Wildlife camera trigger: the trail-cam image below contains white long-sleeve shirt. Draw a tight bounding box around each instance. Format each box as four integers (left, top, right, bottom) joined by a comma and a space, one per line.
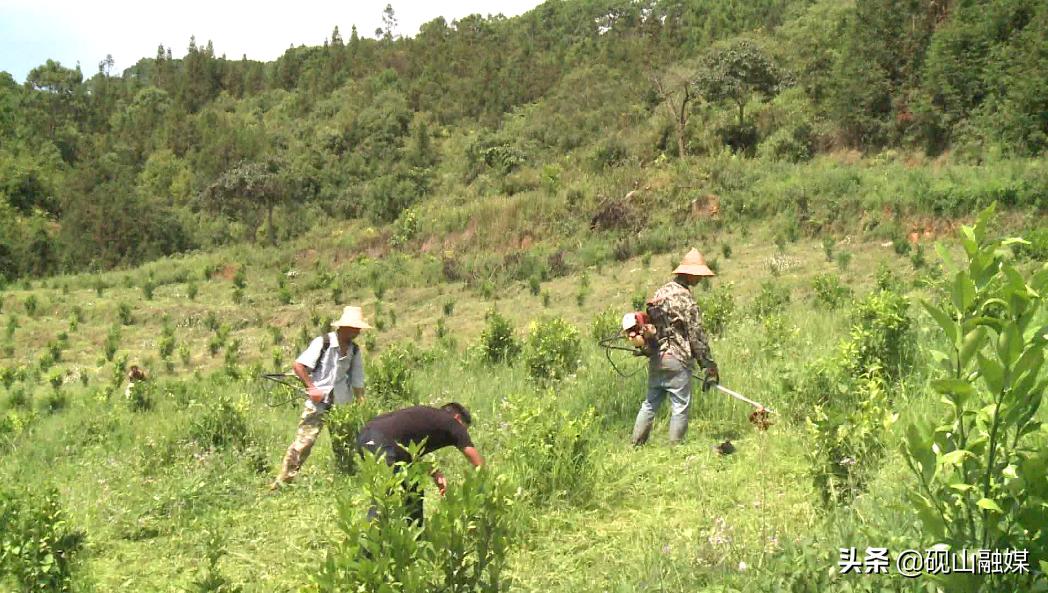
295, 333, 365, 406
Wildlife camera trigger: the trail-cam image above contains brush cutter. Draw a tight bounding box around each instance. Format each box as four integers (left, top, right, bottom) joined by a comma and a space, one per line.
259, 372, 309, 407
599, 331, 775, 428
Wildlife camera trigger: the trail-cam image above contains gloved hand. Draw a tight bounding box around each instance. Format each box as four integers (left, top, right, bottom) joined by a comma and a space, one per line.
702, 364, 719, 393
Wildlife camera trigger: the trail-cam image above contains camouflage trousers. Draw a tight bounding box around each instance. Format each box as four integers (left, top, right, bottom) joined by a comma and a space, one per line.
274, 403, 328, 485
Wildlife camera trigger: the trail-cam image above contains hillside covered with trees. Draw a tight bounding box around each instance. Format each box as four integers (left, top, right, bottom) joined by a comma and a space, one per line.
1, 0, 1046, 280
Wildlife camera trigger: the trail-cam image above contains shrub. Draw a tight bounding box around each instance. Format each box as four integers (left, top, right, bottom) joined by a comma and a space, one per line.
125, 377, 152, 412
910, 242, 927, 269
6, 387, 29, 410
835, 250, 852, 271
142, 277, 155, 300
497, 390, 598, 504
848, 288, 914, 379
442, 300, 455, 317
0, 486, 86, 592
187, 282, 198, 300
104, 325, 121, 362
204, 311, 219, 331
751, 281, 790, 319
589, 307, 620, 343
528, 275, 541, 296
188, 394, 250, 451
821, 237, 835, 262
903, 206, 1048, 593
480, 309, 520, 365
0, 366, 16, 390
117, 302, 134, 325
325, 399, 379, 474
232, 266, 246, 290
315, 452, 518, 593
158, 320, 176, 361
1014, 226, 1048, 261
368, 343, 417, 407
811, 273, 852, 309
47, 340, 62, 363
695, 283, 736, 336
187, 531, 243, 593
224, 339, 241, 376
389, 208, 420, 247
807, 370, 894, 504
523, 317, 581, 382
23, 295, 37, 317
591, 137, 628, 170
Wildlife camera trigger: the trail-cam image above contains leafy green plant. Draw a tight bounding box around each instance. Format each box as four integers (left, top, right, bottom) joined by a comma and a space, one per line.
142, 276, 155, 300
696, 282, 736, 337
188, 394, 250, 451
848, 287, 914, 380
497, 390, 598, 504
528, 275, 541, 296
811, 273, 852, 309
104, 325, 121, 362
835, 250, 852, 271
523, 317, 581, 382
751, 280, 790, 319
232, 266, 246, 290
187, 282, 199, 300
325, 399, 379, 474
807, 368, 895, 504
223, 339, 241, 376
315, 450, 518, 593
0, 486, 85, 592
158, 318, 176, 361
117, 302, 134, 325
23, 295, 37, 317
903, 206, 1047, 592
589, 307, 619, 343
187, 530, 243, 593
480, 309, 520, 364
368, 343, 417, 407
125, 376, 152, 412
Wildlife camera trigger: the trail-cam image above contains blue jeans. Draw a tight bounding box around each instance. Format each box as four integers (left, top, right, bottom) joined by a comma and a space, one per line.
632, 355, 692, 445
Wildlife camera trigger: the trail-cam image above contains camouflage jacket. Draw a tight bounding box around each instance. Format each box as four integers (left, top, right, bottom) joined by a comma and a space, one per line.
646, 279, 715, 370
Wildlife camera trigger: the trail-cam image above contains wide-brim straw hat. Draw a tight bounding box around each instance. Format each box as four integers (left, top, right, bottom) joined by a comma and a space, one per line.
673, 248, 715, 277
331, 306, 372, 329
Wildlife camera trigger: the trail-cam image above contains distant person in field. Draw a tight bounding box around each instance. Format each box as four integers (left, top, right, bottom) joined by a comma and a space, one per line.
631, 248, 719, 446
270, 306, 368, 490
356, 402, 484, 524
124, 365, 148, 402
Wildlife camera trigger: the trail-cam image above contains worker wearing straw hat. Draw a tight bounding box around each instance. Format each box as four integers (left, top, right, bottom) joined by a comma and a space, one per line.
631, 249, 719, 446
271, 306, 370, 489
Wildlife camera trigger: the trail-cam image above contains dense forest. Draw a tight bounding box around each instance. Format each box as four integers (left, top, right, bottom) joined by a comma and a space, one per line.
1, 0, 1045, 280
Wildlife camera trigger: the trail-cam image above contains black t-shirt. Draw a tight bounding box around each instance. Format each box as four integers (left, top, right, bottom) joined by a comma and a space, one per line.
358, 405, 474, 462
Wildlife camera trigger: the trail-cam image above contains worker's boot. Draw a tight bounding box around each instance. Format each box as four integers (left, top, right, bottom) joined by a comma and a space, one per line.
668, 415, 689, 445
631, 418, 653, 446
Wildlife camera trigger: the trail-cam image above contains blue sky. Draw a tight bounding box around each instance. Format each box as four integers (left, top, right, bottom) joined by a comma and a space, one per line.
0, 0, 544, 83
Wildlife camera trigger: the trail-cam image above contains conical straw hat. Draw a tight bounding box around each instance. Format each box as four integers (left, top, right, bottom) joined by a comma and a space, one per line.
672, 248, 715, 277
331, 306, 372, 329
